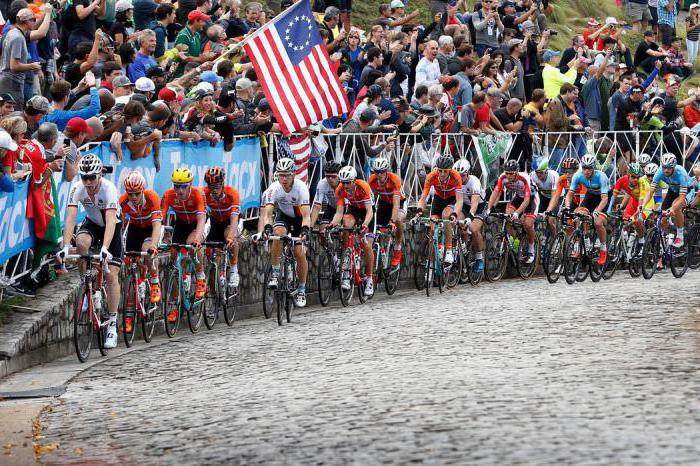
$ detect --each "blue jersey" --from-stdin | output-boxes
[652,166,691,193]
[570,170,610,195]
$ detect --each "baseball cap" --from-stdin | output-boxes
[26,96,50,113]
[200,70,224,83]
[586,18,600,27]
[0,93,16,105]
[390,0,405,8]
[502,1,516,7]
[66,117,93,135]
[16,8,34,22]
[113,75,134,88]
[520,20,535,30]
[135,77,156,92]
[257,98,270,112]
[188,10,210,23]
[130,93,155,110]
[195,82,215,94]
[158,87,184,102]
[605,17,618,25]
[691,3,699,9]
[631,85,644,93]
[146,66,167,78]
[235,77,253,91]
[508,38,523,46]
[542,49,560,62]
[486,87,502,98]
[366,84,383,98]
[359,108,378,122]
[644,30,655,37]
[618,63,628,69]
[115,0,133,12]
[0,130,18,151]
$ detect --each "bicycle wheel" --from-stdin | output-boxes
[275,290,285,326]
[687,226,700,269]
[425,242,436,297]
[545,232,565,284]
[485,235,507,282]
[96,288,108,357]
[121,275,138,348]
[203,263,219,330]
[628,234,642,278]
[186,265,204,333]
[516,232,539,279]
[589,236,604,283]
[445,240,461,289]
[222,262,238,327]
[602,228,622,281]
[262,264,274,319]
[73,284,93,362]
[384,242,400,295]
[575,233,591,283]
[317,251,334,306]
[641,229,660,280]
[414,239,429,290]
[141,289,157,343]
[163,268,181,338]
[339,249,355,306]
[563,231,583,285]
[670,234,689,278]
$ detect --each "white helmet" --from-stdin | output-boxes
[580,154,596,169]
[372,157,390,172]
[78,154,103,176]
[637,153,652,165]
[661,153,677,169]
[453,159,471,175]
[644,162,659,176]
[275,157,296,174]
[338,166,357,182]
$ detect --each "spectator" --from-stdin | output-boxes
[150,3,175,60]
[42,80,101,131]
[340,31,364,91]
[67,0,106,54]
[64,35,100,90]
[661,76,694,124]
[683,90,700,128]
[243,2,262,31]
[415,40,441,89]
[460,91,493,135]
[321,7,345,53]
[436,36,454,73]
[609,74,632,131]
[341,107,396,176]
[581,51,611,131]
[504,39,525,100]
[543,98,571,171]
[687,5,700,64]
[175,10,215,77]
[130,29,158,81]
[542,49,578,99]
[626,0,652,32]
[662,36,694,79]
[387,32,411,97]
[472,0,504,57]
[360,47,385,88]
[1,116,29,178]
[657,0,678,47]
[100,62,123,91]
[21,96,50,134]
[133,0,157,31]
[559,35,591,73]
[615,84,646,162]
[634,31,667,74]
[0,8,41,108]
[453,57,475,108]
[111,0,134,47]
[0,94,17,118]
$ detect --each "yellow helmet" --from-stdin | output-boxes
[171,167,193,184]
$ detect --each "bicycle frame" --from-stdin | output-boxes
[342,228,367,288]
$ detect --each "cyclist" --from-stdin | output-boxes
[643,163,665,207]
[453,159,487,273]
[637,153,652,169]
[564,154,610,266]
[687,164,700,208]
[329,165,376,296]
[608,162,652,248]
[161,167,208,315]
[531,158,559,236]
[260,158,311,307]
[310,161,341,235]
[119,171,163,311]
[639,153,691,248]
[368,158,406,268]
[203,166,241,288]
[487,159,538,264]
[58,154,122,349]
[416,155,463,264]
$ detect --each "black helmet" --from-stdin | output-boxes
[434,155,454,170]
[325,161,342,174]
[503,159,518,173]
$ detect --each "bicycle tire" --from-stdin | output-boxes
[285,292,293,323]
[445,240,461,289]
[275,289,285,326]
[262,265,274,318]
[339,248,354,306]
[467,249,483,286]
[485,235,507,282]
[73,284,93,363]
[163,268,181,338]
[141,295,157,343]
[96,288,108,357]
[223,282,238,327]
[425,241,436,297]
[317,251,334,306]
[641,229,659,280]
[122,275,138,348]
[384,242,400,295]
[563,231,582,285]
[203,263,219,330]
[688,226,700,269]
[602,229,622,280]
[185,261,204,334]
[414,239,429,290]
[545,232,565,284]
[516,231,539,279]
[670,235,689,278]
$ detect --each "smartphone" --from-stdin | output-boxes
[63,137,70,148]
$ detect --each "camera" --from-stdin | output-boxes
[547,30,558,36]
[102,165,114,174]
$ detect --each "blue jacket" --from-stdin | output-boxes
[40,88,101,131]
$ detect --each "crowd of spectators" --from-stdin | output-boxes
[1,0,700,297]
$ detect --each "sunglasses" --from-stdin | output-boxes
[374,170,387,175]
[326,174,338,179]
[208,183,223,189]
[630,174,640,179]
[505,171,517,176]
[173,183,190,189]
[80,174,97,181]
[341,181,353,185]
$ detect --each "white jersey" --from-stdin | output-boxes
[67,178,121,227]
[265,179,310,217]
[261,185,275,206]
[530,169,559,198]
[313,178,338,207]
[459,175,485,205]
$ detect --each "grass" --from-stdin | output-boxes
[0,296,23,327]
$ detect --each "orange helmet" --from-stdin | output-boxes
[205,166,225,185]
[124,171,146,193]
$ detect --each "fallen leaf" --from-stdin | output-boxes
[33,442,59,456]
[73,447,83,456]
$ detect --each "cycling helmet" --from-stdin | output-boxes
[644,162,659,176]
[338,165,357,182]
[123,171,146,193]
[503,159,518,173]
[661,152,677,169]
[628,162,643,177]
[372,157,390,172]
[325,161,342,174]
[276,157,296,174]
[581,154,596,169]
[205,166,225,185]
[78,154,103,176]
[533,158,549,172]
[171,167,194,184]
[561,157,579,170]
[637,153,652,165]
[434,155,454,170]
[453,159,471,175]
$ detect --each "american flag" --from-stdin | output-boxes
[242,0,350,135]
[288,135,311,182]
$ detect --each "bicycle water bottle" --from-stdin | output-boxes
[667,233,674,246]
[138,279,147,301]
[584,237,592,251]
[438,243,445,258]
[626,231,636,251]
[93,289,102,311]
[219,270,226,288]
[380,246,388,267]
[183,273,192,292]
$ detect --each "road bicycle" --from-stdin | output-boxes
[641,209,689,279]
[203,241,239,329]
[68,254,110,363]
[338,227,372,306]
[161,242,206,337]
[602,211,643,280]
[315,228,341,307]
[413,217,450,296]
[447,219,483,287]
[684,207,700,269]
[539,211,564,284]
[266,234,304,325]
[485,212,540,281]
[561,211,605,284]
[372,224,401,295]
[120,251,158,347]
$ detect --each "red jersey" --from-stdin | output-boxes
[162,186,206,224]
[203,185,241,223]
[423,169,462,199]
[554,174,586,204]
[495,172,532,199]
[368,172,404,203]
[119,190,162,229]
[336,180,373,208]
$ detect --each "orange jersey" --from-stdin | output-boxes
[368,172,405,203]
[554,175,586,203]
[119,190,162,229]
[336,180,374,208]
[203,185,241,223]
[162,186,206,224]
[422,169,462,199]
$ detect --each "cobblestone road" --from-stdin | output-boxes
[37,271,700,465]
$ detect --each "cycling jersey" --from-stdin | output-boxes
[313,179,338,207]
[614,175,652,202]
[422,170,462,199]
[203,186,241,222]
[531,170,559,198]
[265,179,310,217]
[553,174,586,203]
[67,178,121,227]
[652,165,691,193]
[119,190,162,229]
[570,170,610,195]
[459,175,485,205]
[495,172,534,199]
[368,172,405,203]
[162,186,207,224]
[336,179,374,208]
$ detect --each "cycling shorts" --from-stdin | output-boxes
[508,195,539,218]
[623,198,648,220]
[461,201,488,221]
[76,218,123,267]
[376,199,407,227]
[124,225,152,253]
[430,195,456,217]
[319,206,336,225]
[206,219,229,243]
[273,210,303,237]
[661,189,685,211]
[579,192,609,217]
[172,219,197,245]
[345,205,374,231]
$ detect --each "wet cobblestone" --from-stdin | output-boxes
[38,271,700,465]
